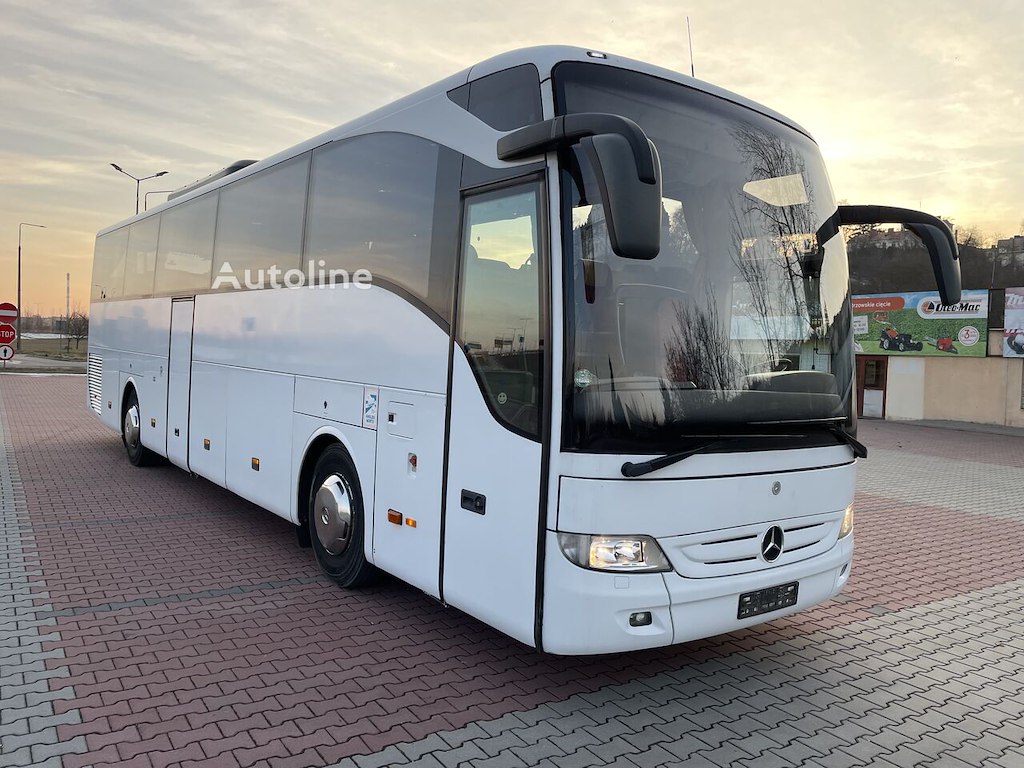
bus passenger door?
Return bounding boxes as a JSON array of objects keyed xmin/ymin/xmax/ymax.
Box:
[
  {"xmin": 165, "ymin": 299, "xmax": 194, "ymax": 470},
  {"xmin": 443, "ymin": 180, "xmax": 546, "ymax": 648}
]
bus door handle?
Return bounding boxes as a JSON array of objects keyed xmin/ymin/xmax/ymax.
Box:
[{"xmin": 461, "ymin": 490, "xmax": 486, "ymax": 515}]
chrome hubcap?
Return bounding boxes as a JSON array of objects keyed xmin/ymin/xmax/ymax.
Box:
[
  {"xmin": 124, "ymin": 405, "xmax": 141, "ymax": 449},
  {"xmin": 314, "ymin": 474, "xmax": 352, "ymax": 555}
]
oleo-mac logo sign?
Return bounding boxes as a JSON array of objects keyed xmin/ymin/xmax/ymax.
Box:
[{"xmin": 916, "ymin": 296, "xmax": 985, "ymax": 319}]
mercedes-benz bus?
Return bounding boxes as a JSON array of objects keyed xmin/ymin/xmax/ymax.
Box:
[{"xmin": 87, "ymin": 46, "xmax": 961, "ymax": 654}]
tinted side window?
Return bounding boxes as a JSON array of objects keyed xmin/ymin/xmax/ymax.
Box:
[
  {"xmin": 155, "ymin": 193, "xmax": 218, "ymax": 295},
  {"xmin": 123, "ymin": 216, "xmax": 160, "ymax": 298},
  {"xmin": 449, "ymin": 64, "xmax": 543, "ymax": 131},
  {"xmin": 458, "ymin": 183, "xmax": 544, "ymax": 437},
  {"xmin": 306, "ymin": 133, "xmax": 439, "ymax": 308},
  {"xmin": 213, "ymin": 155, "xmax": 309, "ymax": 289},
  {"xmin": 91, "ymin": 228, "xmax": 129, "ymax": 301}
]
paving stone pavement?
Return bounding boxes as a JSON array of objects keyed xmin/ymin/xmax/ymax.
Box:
[
  {"xmin": 0, "ymin": 385, "xmax": 86, "ymax": 768},
  {"xmin": 1, "ymin": 376, "xmax": 1023, "ymax": 768}
]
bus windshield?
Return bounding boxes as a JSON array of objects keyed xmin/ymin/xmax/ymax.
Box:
[{"xmin": 555, "ymin": 63, "xmax": 854, "ymax": 452}]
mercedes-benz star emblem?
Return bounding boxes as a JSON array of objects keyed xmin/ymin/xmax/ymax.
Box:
[{"xmin": 761, "ymin": 526, "xmax": 784, "ymax": 562}]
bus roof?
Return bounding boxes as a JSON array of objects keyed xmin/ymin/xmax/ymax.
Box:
[{"xmin": 101, "ymin": 45, "xmax": 813, "ymax": 236}]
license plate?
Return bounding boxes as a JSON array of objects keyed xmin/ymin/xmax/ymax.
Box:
[{"xmin": 737, "ymin": 581, "xmax": 799, "ymax": 619}]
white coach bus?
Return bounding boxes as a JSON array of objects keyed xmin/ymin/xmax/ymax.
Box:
[{"xmin": 88, "ymin": 46, "xmax": 960, "ymax": 654}]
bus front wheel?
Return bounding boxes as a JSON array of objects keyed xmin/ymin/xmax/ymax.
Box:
[
  {"xmin": 122, "ymin": 389, "xmax": 157, "ymax": 467},
  {"xmin": 307, "ymin": 444, "xmax": 378, "ymax": 588}
]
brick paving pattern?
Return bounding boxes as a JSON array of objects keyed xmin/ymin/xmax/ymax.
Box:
[{"xmin": 1, "ymin": 375, "xmax": 1023, "ymax": 768}]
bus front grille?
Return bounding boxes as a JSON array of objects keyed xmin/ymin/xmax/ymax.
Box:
[
  {"xmin": 87, "ymin": 354, "xmax": 102, "ymax": 413},
  {"xmin": 660, "ymin": 511, "xmax": 843, "ymax": 578}
]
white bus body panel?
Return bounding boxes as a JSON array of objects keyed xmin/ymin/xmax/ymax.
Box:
[
  {"xmin": 175, "ymin": 284, "xmax": 451, "ymax": 527},
  {"xmin": 190, "ymin": 286, "xmax": 448, "ymax": 393},
  {"xmin": 98, "ymin": 350, "xmax": 121, "ymax": 431},
  {"xmin": 189, "ymin": 361, "xmax": 227, "ymax": 486},
  {"xmin": 293, "ymin": 377, "xmax": 365, "ymax": 428},
  {"xmin": 443, "ymin": 350, "xmax": 541, "ymax": 647},
  {"xmin": 225, "ymin": 368, "xmax": 294, "ymax": 519},
  {"xmin": 372, "ymin": 389, "xmax": 446, "ymax": 598},
  {"xmin": 166, "ymin": 300, "xmax": 194, "ymax": 470},
  {"xmin": 89, "ymin": 298, "xmax": 171, "ymax": 452},
  {"xmin": 556, "ymin": 460, "xmax": 856, "ymax": 537}
]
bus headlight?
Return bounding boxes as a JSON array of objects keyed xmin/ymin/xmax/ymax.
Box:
[
  {"xmin": 838, "ymin": 505, "xmax": 854, "ymax": 538},
  {"xmin": 557, "ymin": 533, "xmax": 671, "ymax": 572}
]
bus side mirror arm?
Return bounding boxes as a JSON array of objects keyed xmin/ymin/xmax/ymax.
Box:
[
  {"xmin": 819, "ymin": 205, "xmax": 962, "ymax": 306},
  {"xmin": 498, "ymin": 113, "xmax": 663, "ymax": 259}
]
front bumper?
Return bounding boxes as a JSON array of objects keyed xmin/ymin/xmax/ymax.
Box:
[{"xmin": 541, "ymin": 531, "xmax": 853, "ymax": 655}]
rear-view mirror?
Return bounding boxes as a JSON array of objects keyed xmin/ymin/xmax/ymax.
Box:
[
  {"xmin": 830, "ymin": 205, "xmax": 962, "ymax": 305},
  {"xmin": 904, "ymin": 222, "xmax": 961, "ymax": 307},
  {"xmin": 497, "ymin": 112, "xmax": 663, "ymax": 260},
  {"xmin": 579, "ymin": 134, "xmax": 662, "ymax": 259}
]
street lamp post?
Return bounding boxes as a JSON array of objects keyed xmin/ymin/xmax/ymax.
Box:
[
  {"xmin": 110, "ymin": 164, "xmax": 169, "ymax": 215},
  {"xmin": 17, "ymin": 222, "xmax": 46, "ymax": 352}
]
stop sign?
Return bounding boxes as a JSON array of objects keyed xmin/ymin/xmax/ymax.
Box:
[
  {"xmin": 0, "ymin": 324, "xmax": 15, "ymax": 345},
  {"xmin": 0, "ymin": 303, "xmax": 17, "ymax": 323}
]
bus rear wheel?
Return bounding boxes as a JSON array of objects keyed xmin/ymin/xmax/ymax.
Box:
[
  {"xmin": 122, "ymin": 389, "xmax": 157, "ymax": 467},
  {"xmin": 307, "ymin": 444, "xmax": 378, "ymax": 588}
]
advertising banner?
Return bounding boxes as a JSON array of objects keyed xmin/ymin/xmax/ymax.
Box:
[
  {"xmin": 1004, "ymin": 287, "xmax": 1024, "ymax": 357},
  {"xmin": 852, "ymin": 290, "xmax": 989, "ymax": 357}
]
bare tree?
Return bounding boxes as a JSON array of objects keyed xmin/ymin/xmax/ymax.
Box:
[
  {"xmin": 664, "ymin": 289, "xmax": 741, "ymax": 390},
  {"xmin": 956, "ymin": 225, "xmax": 983, "ymax": 249},
  {"xmin": 66, "ymin": 311, "xmax": 89, "ymax": 350}
]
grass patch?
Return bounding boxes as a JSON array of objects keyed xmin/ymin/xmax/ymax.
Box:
[{"xmin": 18, "ymin": 337, "xmax": 88, "ymax": 361}]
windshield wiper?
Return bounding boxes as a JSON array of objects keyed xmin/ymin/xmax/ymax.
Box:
[
  {"xmin": 749, "ymin": 416, "xmax": 868, "ymax": 459},
  {"xmin": 829, "ymin": 424, "xmax": 868, "ymax": 458},
  {"xmin": 620, "ymin": 424, "xmax": 866, "ymax": 478},
  {"xmin": 621, "ymin": 439, "xmax": 730, "ymax": 478}
]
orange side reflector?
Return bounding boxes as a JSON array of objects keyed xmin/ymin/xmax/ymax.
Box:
[
  {"xmin": 387, "ymin": 509, "xmax": 402, "ymax": 525},
  {"xmin": 405, "ymin": 518, "xmax": 417, "ymax": 528}
]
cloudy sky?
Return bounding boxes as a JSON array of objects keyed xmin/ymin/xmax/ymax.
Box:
[{"xmin": 1, "ymin": 0, "xmax": 1021, "ymax": 315}]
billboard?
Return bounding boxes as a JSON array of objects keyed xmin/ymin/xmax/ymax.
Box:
[
  {"xmin": 852, "ymin": 290, "xmax": 989, "ymax": 357},
  {"xmin": 1004, "ymin": 287, "xmax": 1024, "ymax": 357}
]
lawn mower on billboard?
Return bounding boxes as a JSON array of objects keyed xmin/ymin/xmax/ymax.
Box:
[{"xmin": 878, "ymin": 322, "xmax": 924, "ymax": 352}]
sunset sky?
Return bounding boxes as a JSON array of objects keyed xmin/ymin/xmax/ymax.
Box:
[{"xmin": 1, "ymin": 0, "xmax": 1021, "ymax": 316}]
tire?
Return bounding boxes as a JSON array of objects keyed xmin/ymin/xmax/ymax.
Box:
[
  {"xmin": 307, "ymin": 444, "xmax": 378, "ymax": 588},
  {"xmin": 897, "ymin": 341, "xmax": 906, "ymax": 352},
  {"xmin": 880, "ymin": 338, "xmax": 890, "ymax": 350},
  {"xmin": 122, "ymin": 389, "xmax": 157, "ymax": 467}
]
